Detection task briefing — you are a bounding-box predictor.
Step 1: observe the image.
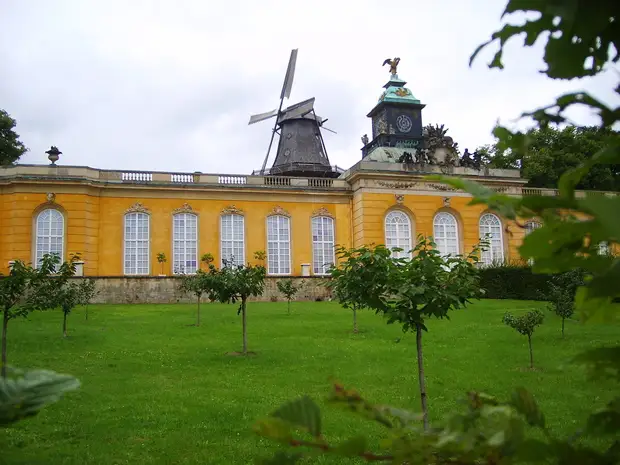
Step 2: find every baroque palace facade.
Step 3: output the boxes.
[0,66,573,279]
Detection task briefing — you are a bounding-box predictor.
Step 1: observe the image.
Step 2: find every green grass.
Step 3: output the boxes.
[1,300,618,464]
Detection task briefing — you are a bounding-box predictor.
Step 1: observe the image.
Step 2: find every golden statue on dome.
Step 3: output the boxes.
[382,57,400,76]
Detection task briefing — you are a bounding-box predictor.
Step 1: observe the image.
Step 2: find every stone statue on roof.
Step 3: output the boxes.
[382,57,400,76]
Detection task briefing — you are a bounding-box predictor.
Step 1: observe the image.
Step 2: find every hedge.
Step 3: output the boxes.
[478,265,554,301]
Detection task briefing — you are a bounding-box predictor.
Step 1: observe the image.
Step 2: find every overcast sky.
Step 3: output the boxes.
[1,0,618,175]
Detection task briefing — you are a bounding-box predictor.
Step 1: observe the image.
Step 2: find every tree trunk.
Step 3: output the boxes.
[353,308,358,333]
[63,311,68,338]
[242,297,248,355]
[85,305,88,321]
[415,323,429,430]
[1,310,9,378]
[287,299,291,315]
[528,334,534,368]
[196,296,201,327]
[561,318,565,338]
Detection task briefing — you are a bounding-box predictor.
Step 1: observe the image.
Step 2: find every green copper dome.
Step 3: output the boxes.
[378,75,421,104]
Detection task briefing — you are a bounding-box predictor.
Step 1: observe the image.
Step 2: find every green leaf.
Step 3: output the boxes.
[0,369,80,426]
[585,396,620,437]
[253,417,295,443]
[271,395,322,438]
[573,346,620,381]
[511,387,545,428]
[331,436,368,456]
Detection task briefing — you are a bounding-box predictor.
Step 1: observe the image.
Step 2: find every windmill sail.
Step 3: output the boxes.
[280,49,298,99]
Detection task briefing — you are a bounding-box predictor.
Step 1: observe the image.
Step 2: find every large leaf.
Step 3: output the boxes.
[271,396,322,438]
[573,346,620,381]
[510,387,545,428]
[331,436,368,456]
[0,369,80,426]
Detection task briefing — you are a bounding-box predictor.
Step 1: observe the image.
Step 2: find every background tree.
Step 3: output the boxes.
[212,251,266,355]
[478,126,619,191]
[327,244,393,333]
[78,279,98,321]
[0,254,69,377]
[179,267,218,327]
[502,310,544,369]
[276,279,302,315]
[0,109,28,166]
[546,270,584,337]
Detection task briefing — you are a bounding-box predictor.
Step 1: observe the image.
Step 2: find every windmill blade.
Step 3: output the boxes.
[322,126,337,134]
[248,109,278,125]
[280,49,298,100]
[280,97,315,121]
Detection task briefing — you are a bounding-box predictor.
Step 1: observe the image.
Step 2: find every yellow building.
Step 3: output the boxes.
[0,66,565,282]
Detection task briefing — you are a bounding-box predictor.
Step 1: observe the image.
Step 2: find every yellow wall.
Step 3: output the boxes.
[0,189,352,276]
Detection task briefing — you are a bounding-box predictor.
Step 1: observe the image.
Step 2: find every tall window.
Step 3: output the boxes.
[221,214,245,267]
[524,221,541,265]
[433,212,459,258]
[173,213,198,274]
[385,210,412,258]
[479,213,504,266]
[312,216,335,274]
[267,215,291,274]
[124,212,150,275]
[35,209,64,266]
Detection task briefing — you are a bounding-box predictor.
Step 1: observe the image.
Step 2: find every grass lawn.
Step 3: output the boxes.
[1,299,618,464]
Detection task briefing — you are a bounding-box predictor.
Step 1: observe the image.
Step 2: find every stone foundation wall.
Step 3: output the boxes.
[71,276,333,305]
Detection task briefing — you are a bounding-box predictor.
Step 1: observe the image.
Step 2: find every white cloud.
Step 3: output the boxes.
[1,0,617,174]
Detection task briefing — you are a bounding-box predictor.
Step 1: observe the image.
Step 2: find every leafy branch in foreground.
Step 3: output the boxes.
[0,368,80,426]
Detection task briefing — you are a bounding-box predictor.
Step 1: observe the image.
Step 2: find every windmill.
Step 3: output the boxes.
[248,49,340,177]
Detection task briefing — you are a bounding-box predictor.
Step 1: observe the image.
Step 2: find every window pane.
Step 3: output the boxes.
[267,215,290,274]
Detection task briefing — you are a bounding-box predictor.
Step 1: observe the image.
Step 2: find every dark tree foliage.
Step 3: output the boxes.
[479,126,620,191]
[0,109,27,166]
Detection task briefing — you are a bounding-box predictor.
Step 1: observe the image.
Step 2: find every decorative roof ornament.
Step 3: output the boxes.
[221,205,244,215]
[395,194,405,204]
[125,202,149,214]
[382,57,400,76]
[173,203,194,214]
[443,197,451,207]
[270,205,291,217]
[46,146,61,165]
[45,192,56,203]
[312,206,334,218]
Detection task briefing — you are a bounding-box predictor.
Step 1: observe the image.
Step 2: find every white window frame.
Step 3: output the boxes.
[267,215,291,275]
[312,216,335,275]
[479,213,504,266]
[173,213,198,274]
[220,213,245,267]
[35,208,64,267]
[433,212,459,258]
[384,210,412,259]
[123,212,150,275]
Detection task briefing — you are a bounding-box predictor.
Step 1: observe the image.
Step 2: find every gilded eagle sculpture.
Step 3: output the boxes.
[382,57,400,76]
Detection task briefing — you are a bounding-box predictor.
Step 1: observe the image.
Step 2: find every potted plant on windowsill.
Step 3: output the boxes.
[156,252,167,276]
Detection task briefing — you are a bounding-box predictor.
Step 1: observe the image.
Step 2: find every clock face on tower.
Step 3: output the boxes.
[396,114,413,133]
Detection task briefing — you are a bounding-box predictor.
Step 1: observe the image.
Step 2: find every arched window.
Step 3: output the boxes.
[433,212,459,258]
[385,210,412,258]
[479,213,504,265]
[173,213,198,274]
[35,208,64,266]
[312,216,335,274]
[124,212,150,275]
[221,213,245,267]
[267,215,291,274]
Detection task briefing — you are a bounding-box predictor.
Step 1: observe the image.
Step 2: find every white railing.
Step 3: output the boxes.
[218,175,247,185]
[309,178,333,188]
[170,173,194,183]
[122,172,152,182]
[264,176,291,186]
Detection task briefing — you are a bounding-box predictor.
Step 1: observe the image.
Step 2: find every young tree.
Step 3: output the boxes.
[78,279,98,321]
[276,279,302,315]
[0,109,28,166]
[156,252,167,275]
[546,270,584,337]
[212,251,266,355]
[503,310,544,369]
[179,267,218,327]
[0,254,70,377]
[327,244,393,333]
[45,257,82,338]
